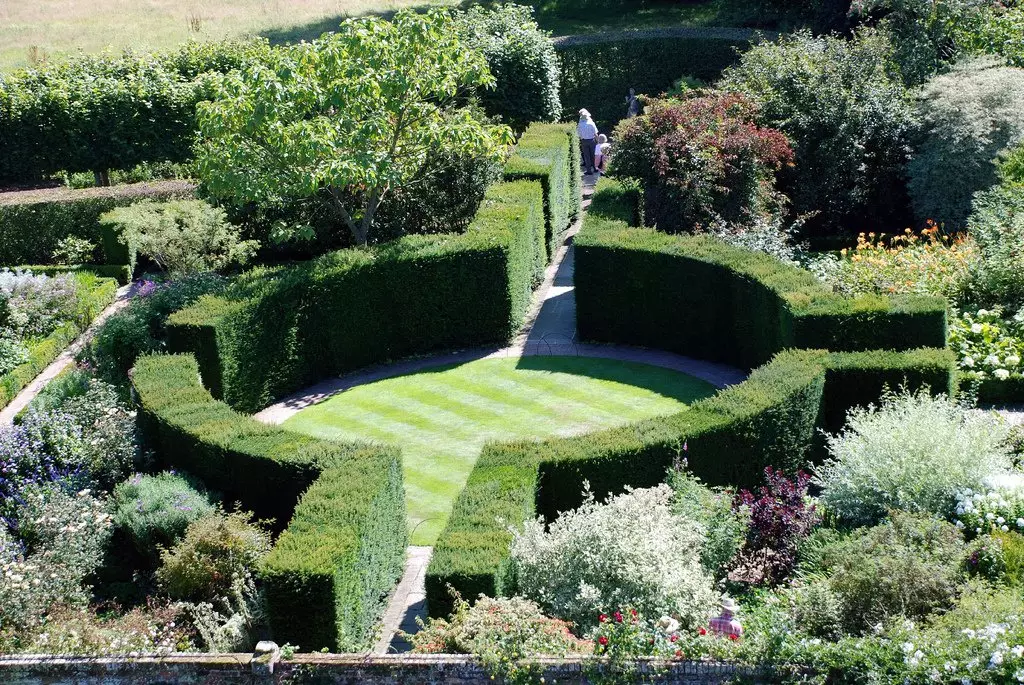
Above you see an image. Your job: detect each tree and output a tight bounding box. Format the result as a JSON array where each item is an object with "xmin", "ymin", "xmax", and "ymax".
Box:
[{"xmin": 195, "ymin": 9, "xmax": 513, "ymax": 246}]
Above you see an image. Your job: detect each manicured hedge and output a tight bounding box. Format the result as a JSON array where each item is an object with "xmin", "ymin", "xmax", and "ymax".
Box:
[
  {"xmin": 575, "ymin": 180, "xmax": 947, "ymax": 370},
  {"xmin": 0, "ymin": 271, "xmax": 118, "ymax": 410},
  {"xmin": 131, "ymin": 353, "xmax": 406, "ymax": 651},
  {"xmin": 504, "ymin": 123, "xmax": 581, "ymax": 260},
  {"xmin": 555, "ymin": 29, "xmax": 763, "ymax": 130},
  {"xmin": 167, "ymin": 180, "xmax": 546, "ymax": 413},
  {"xmin": 0, "ymin": 42, "xmax": 269, "ymax": 183},
  {"xmin": 425, "ymin": 346, "xmax": 957, "ymax": 618},
  {"xmin": 0, "ymin": 181, "xmax": 197, "ymax": 267}
]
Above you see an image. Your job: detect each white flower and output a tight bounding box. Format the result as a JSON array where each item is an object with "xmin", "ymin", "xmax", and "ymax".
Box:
[
  {"xmin": 996, "ymin": 369, "xmax": 1011, "ymax": 380},
  {"xmin": 972, "ymin": 323, "xmax": 985, "ymax": 334},
  {"xmin": 1011, "ymin": 645, "xmax": 1024, "ymax": 658},
  {"xmin": 964, "ymin": 356, "xmax": 976, "ymax": 367},
  {"xmin": 1003, "ymin": 525, "xmax": 1010, "ymax": 532},
  {"xmin": 1017, "ymin": 518, "xmax": 1024, "ymax": 528},
  {"xmin": 1006, "ymin": 355, "xmax": 1021, "ymax": 367},
  {"xmin": 986, "ymin": 355, "xmax": 1001, "ymax": 367},
  {"xmin": 991, "ymin": 651, "xmax": 1004, "ymax": 667}
]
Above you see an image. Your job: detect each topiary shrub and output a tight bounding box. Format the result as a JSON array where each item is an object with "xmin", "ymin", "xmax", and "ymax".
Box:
[
  {"xmin": 907, "ymin": 59, "xmax": 1024, "ymax": 231},
  {"xmin": 721, "ymin": 30, "xmax": 915, "ymax": 237},
  {"xmin": 814, "ymin": 389, "xmax": 1015, "ymax": 526},
  {"xmin": 457, "ymin": 4, "xmax": 561, "ymax": 132}
]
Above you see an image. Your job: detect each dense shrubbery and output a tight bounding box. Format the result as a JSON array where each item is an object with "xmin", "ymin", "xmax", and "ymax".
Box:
[
  {"xmin": 721, "ymin": 30, "xmax": 915, "ymax": 237},
  {"xmin": 511, "ymin": 485, "xmax": 717, "ymax": 633},
  {"xmin": 907, "ymin": 59, "xmax": 1024, "ymax": 231},
  {"xmin": 457, "ymin": 5, "xmax": 561, "ymax": 132},
  {"xmin": 100, "ymin": 199, "xmax": 258, "ymax": 276},
  {"xmin": 815, "ymin": 390, "xmax": 1014, "ymax": 526},
  {"xmin": 611, "ymin": 94, "xmax": 792, "ymax": 233},
  {"xmin": 111, "ymin": 472, "xmax": 215, "ymax": 560},
  {"xmin": 0, "ymin": 181, "xmax": 197, "ymax": 268},
  {"xmin": 966, "ymin": 183, "xmax": 1024, "ymax": 310}
]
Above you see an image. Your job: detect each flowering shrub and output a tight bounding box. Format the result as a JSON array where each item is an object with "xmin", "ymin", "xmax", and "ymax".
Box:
[
  {"xmin": 955, "ymin": 481, "xmax": 1024, "ymax": 537},
  {"xmin": 967, "ymin": 182, "xmax": 1024, "ymax": 311},
  {"xmin": 949, "ymin": 307, "xmax": 1024, "ymax": 382},
  {"xmin": 17, "ymin": 602, "xmax": 193, "ymax": 655},
  {"xmin": 807, "ymin": 223, "xmax": 978, "ymax": 300},
  {"xmin": 112, "ymin": 472, "xmax": 215, "ymax": 559},
  {"xmin": 185, "ymin": 572, "xmax": 265, "ymax": 652},
  {"xmin": 0, "ymin": 269, "xmax": 78, "ymax": 339},
  {"xmin": 0, "ymin": 332, "xmax": 29, "ymax": 376},
  {"xmin": 727, "ymin": 468, "xmax": 819, "ymax": 587},
  {"xmin": 510, "ymin": 485, "xmax": 717, "ymax": 632},
  {"xmin": 0, "ymin": 487, "xmax": 112, "ymax": 646},
  {"xmin": 611, "ymin": 94, "xmax": 793, "ymax": 233},
  {"xmin": 815, "ymin": 390, "xmax": 1014, "ymax": 526},
  {"xmin": 409, "ymin": 594, "xmax": 588, "ymax": 684},
  {"xmin": 157, "ymin": 510, "xmax": 271, "ymax": 601}
]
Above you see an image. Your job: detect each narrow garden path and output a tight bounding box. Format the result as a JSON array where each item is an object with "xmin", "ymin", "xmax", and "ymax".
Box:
[
  {"xmin": 0, "ymin": 282, "xmax": 136, "ymax": 426},
  {"xmin": 254, "ymin": 174, "xmax": 746, "ymax": 654}
]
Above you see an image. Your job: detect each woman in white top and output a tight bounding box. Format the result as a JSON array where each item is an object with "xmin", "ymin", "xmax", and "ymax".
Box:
[{"xmin": 594, "ymin": 134, "xmax": 611, "ymax": 173}]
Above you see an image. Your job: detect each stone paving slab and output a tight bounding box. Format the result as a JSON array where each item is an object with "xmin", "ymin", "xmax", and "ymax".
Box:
[{"xmin": 373, "ymin": 546, "xmax": 432, "ymax": 654}]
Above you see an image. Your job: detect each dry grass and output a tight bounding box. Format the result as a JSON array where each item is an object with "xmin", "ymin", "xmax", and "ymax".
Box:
[{"xmin": 0, "ymin": 0, "xmax": 456, "ymax": 71}]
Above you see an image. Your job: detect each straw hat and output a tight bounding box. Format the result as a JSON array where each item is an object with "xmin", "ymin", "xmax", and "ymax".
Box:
[{"xmin": 720, "ymin": 597, "xmax": 740, "ymax": 612}]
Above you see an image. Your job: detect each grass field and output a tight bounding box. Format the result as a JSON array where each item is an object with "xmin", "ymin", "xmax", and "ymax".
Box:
[
  {"xmin": 0, "ymin": 0, "xmax": 729, "ymax": 71},
  {"xmin": 283, "ymin": 356, "xmax": 717, "ymax": 545}
]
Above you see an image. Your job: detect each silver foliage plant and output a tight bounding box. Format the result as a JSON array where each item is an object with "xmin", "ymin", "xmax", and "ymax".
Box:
[
  {"xmin": 509, "ymin": 484, "xmax": 717, "ymax": 633},
  {"xmin": 814, "ymin": 389, "xmax": 1016, "ymax": 526}
]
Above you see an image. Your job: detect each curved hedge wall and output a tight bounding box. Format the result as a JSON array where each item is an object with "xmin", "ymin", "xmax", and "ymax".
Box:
[
  {"xmin": 425, "ymin": 346, "xmax": 956, "ymax": 618},
  {"xmin": 166, "ymin": 125, "xmax": 578, "ymax": 413},
  {"xmin": 132, "ymin": 353, "xmax": 406, "ymax": 652},
  {"xmin": 575, "ymin": 181, "xmax": 948, "ymax": 370},
  {"xmin": 554, "ymin": 28, "xmax": 767, "ymax": 129}
]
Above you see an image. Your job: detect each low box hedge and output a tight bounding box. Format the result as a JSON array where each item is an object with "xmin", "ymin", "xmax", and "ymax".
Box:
[
  {"xmin": 167, "ymin": 179, "xmax": 547, "ymax": 413},
  {"xmin": 0, "ymin": 181, "xmax": 196, "ymax": 267},
  {"xmin": 575, "ymin": 180, "xmax": 947, "ymax": 369},
  {"xmin": 554, "ymin": 29, "xmax": 763, "ymax": 130},
  {"xmin": 504, "ymin": 123, "xmax": 581, "ymax": 261},
  {"xmin": 425, "ymin": 346, "xmax": 957, "ymax": 619},
  {"xmin": 0, "ymin": 271, "xmax": 118, "ymax": 410},
  {"xmin": 131, "ymin": 353, "xmax": 406, "ymax": 652}
]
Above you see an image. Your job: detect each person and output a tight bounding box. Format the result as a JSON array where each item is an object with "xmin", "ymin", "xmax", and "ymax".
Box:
[
  {"xmin": 709, "ymin": 597, "xmax": 744, "ymax": 639},
  {"xmin": 625, "ymin": 88, "xmax": 640, "ymax": 118},
  {"xmin": 577, "ymin": 109, "xmax": 598, "ymax": 174},
  {"xmin": 594, "ymin": 134, "xmax": 611, "ymax": 173}
]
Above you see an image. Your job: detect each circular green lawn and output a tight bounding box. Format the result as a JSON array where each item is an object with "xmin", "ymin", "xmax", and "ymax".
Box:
[{"xmin": 283, "ymin": 356, "xmax": 718, "ymax": 545}]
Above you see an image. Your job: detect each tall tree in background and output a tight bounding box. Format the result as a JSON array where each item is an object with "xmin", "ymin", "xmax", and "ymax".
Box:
[{"xmin": 195, "ymin": 9, "xmax": 513, "ymax": 246}]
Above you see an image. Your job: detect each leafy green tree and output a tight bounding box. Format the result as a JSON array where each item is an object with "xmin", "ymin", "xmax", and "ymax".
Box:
[{"xmin": 195, "ymin": 9, "xmax": 513, "ymax": 246}]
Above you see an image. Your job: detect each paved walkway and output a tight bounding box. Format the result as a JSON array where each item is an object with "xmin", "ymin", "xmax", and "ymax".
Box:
[
  {"xmin": 0, "ymin": 282, "xmax": 136, "ymax": 426},
  {"xmin": 254, "ymin": 173, "xmax": 745, "ymax": 654}
]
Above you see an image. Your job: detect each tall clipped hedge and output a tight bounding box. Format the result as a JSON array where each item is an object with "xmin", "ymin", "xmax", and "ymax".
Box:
[
  {"xmin": 131, "ymin": 353, "xmax": 406, "ymax": 651},
  {"xmin": 0, "ymin": 181, "xmax": 197, "ymax": 267},
  {"xmin": 0, "ymin": 41, "xmax": 269, "ymax": 183},
  {"xmin": 167, "ymin": 180, "xmax": 546, "ymax": 413},
  {"xmin": 555, "ymin": 29, "xmax": 761, "ymax": 129},
  {"xmin": 425, "ymin": 346, "xmax": 957, "ymax": 618},
  {"xmin": 504, "ymin": 123, "xmax": 581, "ymax": 259},
  {"xmin": 575, "ymin": 180, "xmax": 947, "ymax": 370}
]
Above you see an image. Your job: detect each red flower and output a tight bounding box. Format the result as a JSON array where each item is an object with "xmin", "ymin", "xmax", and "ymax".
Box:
[
  {"xmin": 630, "ymin": 608, "xmax": 638, "ymax": 617},
  {"xmin": 674, "ymin": 649, "xmax": 683, "ymax": 659},
  {"xmin": 729, "ymin": 633, "xmax": 740, "ymax": 641},
  {"xmin": 613, "ymin": 611, "xmax": 623, "ymax": 623},
  {"xmin": 698, "ymin": 627, "xmax": 707, "ymax": 636},
  {"xmin": 599, "ymin": 614, "xmax": 607, "ymax": 623},
  {"xmin": 598, "ymin": 636, "xmax": 609, "ymax": 646},
  {"xmin": 670, "ymin": 634, "xmax": 678, "ymax": 643}
]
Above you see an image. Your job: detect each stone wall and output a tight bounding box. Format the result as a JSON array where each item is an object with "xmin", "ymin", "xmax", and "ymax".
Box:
[{"xmin": 0, "ymin": 647, "xmax": 782, "ymax": 684}]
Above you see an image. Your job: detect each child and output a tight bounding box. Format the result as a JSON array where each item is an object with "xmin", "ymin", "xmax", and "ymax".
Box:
[{"xmin": 594, "ymin": 134, "xmax": 611, "ymax": 173}]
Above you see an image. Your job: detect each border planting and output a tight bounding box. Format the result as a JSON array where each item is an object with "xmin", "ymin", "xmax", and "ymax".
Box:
[
  {"xmin": 0, "ymin": 181, "xmax": 197, "ymax": 268},
  {"xmin": 166, "ymin": 128, "xmax": 580, "ymax": 413},
  {"xmin": 575, "ymin": 181, "xmax": 948, "ymax": 370},
  {"xmin": 425, "ymin": 346, "xmax": 956, "ymax": 618},
  {"xmin": 0, "ymin": 271, "xmax": 118, "ymax": 410},
  {"xmin": 131, "ymin": 353, "xmax": 406, "ymax": 652},
  {"xmin": 554, "ymin": 28, "xmax": 770, "ymax": 129}
]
